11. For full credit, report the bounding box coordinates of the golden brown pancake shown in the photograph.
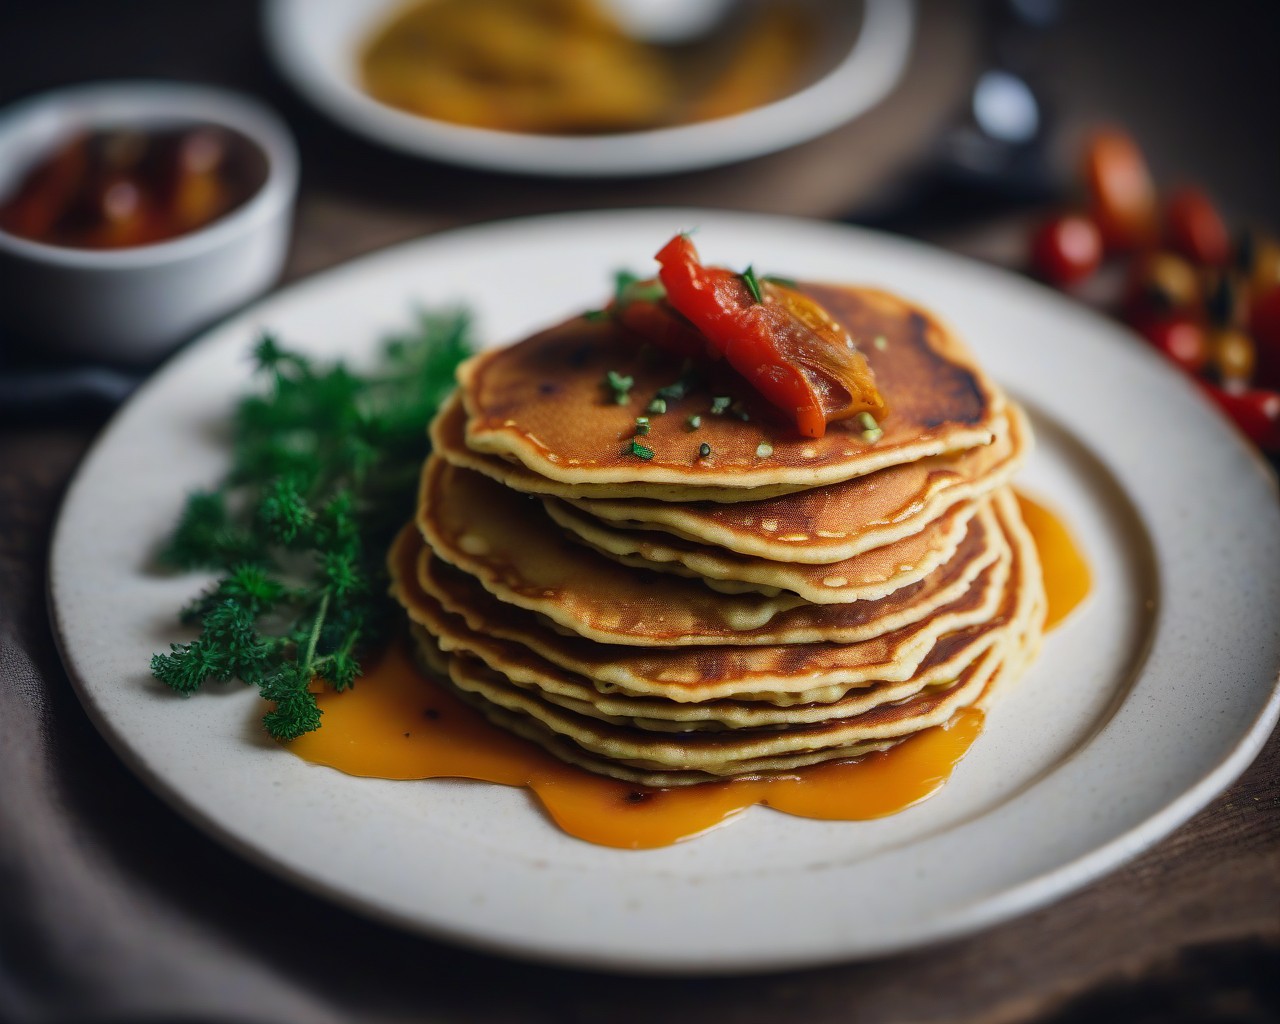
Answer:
[395,518,1008,728]
[971,488,1046,709]
[559,403,1030,563]
[543,495,979,603]
[423,634,1005,780]
[417,456,1007,647]
[394,263,1049,792]
[458,284,1004,497]
[399,487,1043,784]
[390,517,1011,704]
[407,605,1003,732]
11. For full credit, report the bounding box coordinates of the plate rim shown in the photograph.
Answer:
[47,208,1280,973]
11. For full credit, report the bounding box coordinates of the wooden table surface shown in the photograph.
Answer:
[2,3,1278,1021]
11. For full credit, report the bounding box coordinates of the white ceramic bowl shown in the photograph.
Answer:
[0,82,298,364]
[263,0,914,177]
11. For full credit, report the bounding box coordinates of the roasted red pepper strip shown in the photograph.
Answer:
[611,280,713,360]
[654,234,884,438]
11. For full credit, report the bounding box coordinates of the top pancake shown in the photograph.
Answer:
[459,284,1003,499]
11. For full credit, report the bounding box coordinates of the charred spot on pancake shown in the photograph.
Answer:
[624,790,652,804]
[808,288,990,431]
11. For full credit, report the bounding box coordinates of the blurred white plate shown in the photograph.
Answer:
[50,211,1280,972]
[262,0,914,176]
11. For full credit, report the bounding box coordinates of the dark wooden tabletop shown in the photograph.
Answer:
[1,3,1278,1022]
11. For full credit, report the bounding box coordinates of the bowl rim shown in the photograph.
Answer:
[262,0,915,177]
[0,80,299,270]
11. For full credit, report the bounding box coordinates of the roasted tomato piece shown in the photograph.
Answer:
[654,233,884,438]
[1030,213,1103,287]
[1139,315,1209,375]
[610,278,711,360]
[1083,129,1158,252]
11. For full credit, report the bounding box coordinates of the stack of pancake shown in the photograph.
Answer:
[389,283,1045,786]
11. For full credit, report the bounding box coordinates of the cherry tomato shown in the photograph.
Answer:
[1250,285,1280,389]
[1200,383,1280,451]
[1082,129,1158,251]
[1139,316,1209,374]
[1030,213,1103,286]
[1164,186,1230,266]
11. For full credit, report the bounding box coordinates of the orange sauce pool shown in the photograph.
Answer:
[289,495,1089,848]
[1016,492,1092,631]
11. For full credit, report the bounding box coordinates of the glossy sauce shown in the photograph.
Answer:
[289,495,1089,848]
[1016,492,1092,630]
[0,125,267,249]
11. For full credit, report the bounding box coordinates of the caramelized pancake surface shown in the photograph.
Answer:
[562,404,1030,563]
[418,456,1006,647]
[406,534,1012,704]
[390,522,1012,709]
[459,285,1003,496]
[545,496,979,603]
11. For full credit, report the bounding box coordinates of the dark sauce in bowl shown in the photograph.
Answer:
[0,124,268,250]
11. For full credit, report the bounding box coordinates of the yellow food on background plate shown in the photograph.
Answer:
[359,0,817,134]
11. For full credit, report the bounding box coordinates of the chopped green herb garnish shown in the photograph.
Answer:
[857,411,879,431]
[647,397,668,415]
[629,439,656,461]
[634,416,650,435]
[150,311,474,741]
[756,442,774,458]
[699,442,712,458]
[583,309,610,322]
[861,426,884,443]
[710,396,732,415]
[604,370,634,405]
[764,275,797,288]
[741,265,764,304]
[687,415,702,430]
[873,335,888,351]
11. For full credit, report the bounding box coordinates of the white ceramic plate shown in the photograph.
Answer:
[50,210,1280,973]
[261,0,914,177]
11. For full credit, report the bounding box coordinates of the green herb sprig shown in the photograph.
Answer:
[150,309,474,741]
